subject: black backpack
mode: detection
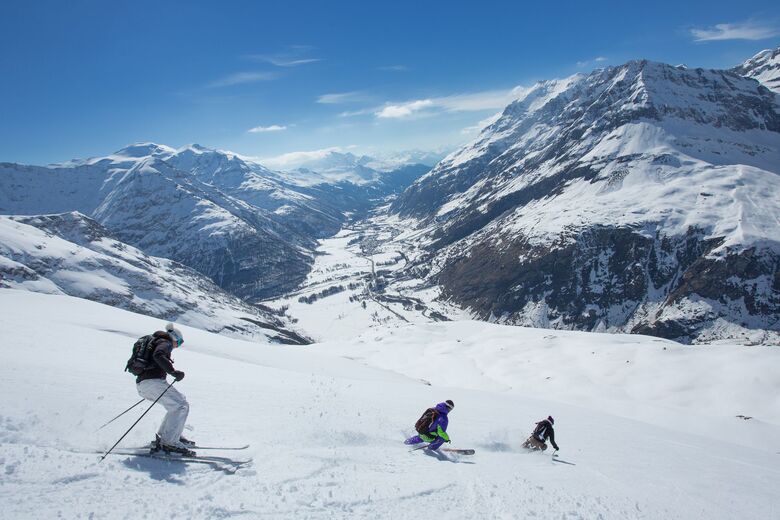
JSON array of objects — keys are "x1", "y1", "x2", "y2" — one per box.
[
  {"x1": 125, "y1": 335, "x2": 156, "y2": 375},
  {"x1": 415, "y1": 408, "x2": 438, "y2": 434}
]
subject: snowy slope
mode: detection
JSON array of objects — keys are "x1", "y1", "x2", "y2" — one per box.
[
  {"x1": 0, "y1": 213, "x2": 308, "y2": 344},
  {"x1": 735, "y1": 44, "x2": 780, "y2": 93},
  {"x1": 390, "y1": 59, "x2": 780, "y2": 344},
  {"x1": 0, "y1": 290, "x2": 778, "y2": 519}
]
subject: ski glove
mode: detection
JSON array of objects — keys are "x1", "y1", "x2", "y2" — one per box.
[{"x1": 172, "y1": 370, "x2": 185, "y2": 381}]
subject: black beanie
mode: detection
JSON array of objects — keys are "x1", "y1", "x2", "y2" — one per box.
[{"x1": 445, "y1": 400, "x2": 454, "y2": 410}]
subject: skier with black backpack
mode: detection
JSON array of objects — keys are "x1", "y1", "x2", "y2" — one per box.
[
  {"x1": 125, "y1": 323, "x2": 194, "y2": 456},
  {"x1": 404, "y1": 400, "x2": 454, "y2": 450},
  {"x1": 522, "y1": 415, "x2": 559, "y2": 452}
]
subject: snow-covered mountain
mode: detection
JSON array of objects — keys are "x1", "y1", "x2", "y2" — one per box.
[
  {"x1": 0, "y1": 212, "x2": 308, "y2": 343},
  {"x1": 390, "y1": 59, "x2": 780, "y2": 344},
  {"x1": 0, "y1": 149, "x2": 315, "y2": 301},
  {"x1": 0, "y1": 143, "x2": 431, "y2": 305},
  {"x1": 261, "y1": 150, "x2": 433, "y2": 212},
  {"x1": 734, "y1": 44, "x2": 780, "y2": 93},
  {"x1": 280, "y1": 151, "x2": 382, "y2": 186}
]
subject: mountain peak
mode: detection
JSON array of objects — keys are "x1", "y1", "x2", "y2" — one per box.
[
  {"x1": 178, "y1": 143, "x2": 211, "y2": 154},
  {"x1": 734, "y1": 44, "x2": 780, "y2": 93},
  {"x1": 114, "y1": 142, "x2": 175, "y2": 158}
]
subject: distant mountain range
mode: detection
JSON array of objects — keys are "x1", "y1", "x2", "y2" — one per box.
[
  {"x1": 0, "y1": 144, "x2": 431, "y2": 334},
  {"x1": 2, "y1": 46, "x2": 778, "y2": 345},
  {"x1": 390, "y1": 45, "x2": 780, "y2": 344}
]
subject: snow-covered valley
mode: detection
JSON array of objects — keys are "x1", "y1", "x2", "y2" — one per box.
[{"x1": 1, "y1": 289, "x2": 778, "y2": 519}]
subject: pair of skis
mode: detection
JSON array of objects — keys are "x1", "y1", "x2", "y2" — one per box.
[
  {"x1": 103, "y1": 444, "x2": 251, "y2": 474},
  {"x1": 410, "y1": 444, "x2": 475, "y2": 455}
]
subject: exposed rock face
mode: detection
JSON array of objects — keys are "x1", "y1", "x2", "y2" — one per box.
[{"x1": 391, "y1": 58, "x2": 780, "y2": 344}]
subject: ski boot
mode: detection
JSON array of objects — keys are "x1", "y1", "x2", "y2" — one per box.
[{"x1": 151, "y1": 434, "x2": 196, "y2": 457}]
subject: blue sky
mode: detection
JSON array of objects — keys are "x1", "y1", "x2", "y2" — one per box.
[{"x1": 1, "y1": 0, "x2": 778, "y2": 165}]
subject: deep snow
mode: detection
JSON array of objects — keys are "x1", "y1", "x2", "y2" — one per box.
[{"x1": 1, "y1": 289, "x2": 778, "y2": 519}]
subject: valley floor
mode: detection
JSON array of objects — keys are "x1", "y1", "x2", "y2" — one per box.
[
  {"x1": 264, "y1": 218, "x2": 467, "y2": 342},
  {"x1": 1, "y1": 290, "x2": 779, "y2": 519}
]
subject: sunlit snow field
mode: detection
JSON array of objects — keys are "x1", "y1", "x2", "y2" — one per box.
[{"x1": 1, "y1": 289, "x2": 778, "y2": 519}]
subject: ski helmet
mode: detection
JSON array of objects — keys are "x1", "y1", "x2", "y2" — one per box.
[
  {"x1": 445, "y1": 400, "x2": 455, "y2": 411},
  {"x1": 166, "y1": 323, "x2": 184, "y2": 347},
  {"x1": 547, "y1": 415, "x2": 554, "y2": 424}
]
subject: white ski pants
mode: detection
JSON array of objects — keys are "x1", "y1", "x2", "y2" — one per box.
[{"x1": 136, "y1": 378, "x2": 189, "y2": 445}]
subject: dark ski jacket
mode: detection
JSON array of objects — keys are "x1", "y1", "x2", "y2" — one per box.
[
  {"x1": 532, "y1": 419, "x2": 559, "y2": 450},
  {"x1": 136, "y1": 331, "x2": 177, "y2": 383}
]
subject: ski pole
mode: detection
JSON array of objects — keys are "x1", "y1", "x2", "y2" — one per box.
[
  {"x1": 99, "y1": 381, "x2": 175, "y2": 462},
  {"x1": 95, "y1": 398, "x2": 145, "y2": 432}
]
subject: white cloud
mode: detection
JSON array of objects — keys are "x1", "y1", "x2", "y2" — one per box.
[
  {"x1": 373, "y1": 86, "x2": 529, "y2": 119},
  {"x1": 248, "y1": 47, "x2": 321, "y2": 67},
  {"x1": 247, "y1": 124, "x2": 287, "y2": 133},
  {"x1": 377, "y1": 65, "x2": 408, "y2": 72},
  {"x1": 691, "y1": 21, "x2": 780, "y2": 42},
  {"x1": 338, "y1": 108, "x2": 373, "y2": 117},
  {"x1": 577, "y1": 56, "x2": 609, "y2": 68},
  {"x1": 376, "y1": 99, "x2": 435, "y2": 119},
  {"x1": 317, "y1": 91, "x2": 368, "y2": 104},
  {"x1": 259, "y1": 147, "x2": 344, "y2": 169},
  {"x1": 208, "y1": 72, "x2": 277, "y2": 88},
  {"x1": 261, "y1": 57, "x2": 321, "y2": 67}
]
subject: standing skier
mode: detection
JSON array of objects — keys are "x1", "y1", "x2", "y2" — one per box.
[
  {"x1": 135, "y1": 323, "x2": 193, "y2": 455},
  {"x1": 404, "y1": 400, "x2": 454, "y2": 450},
  {"x1": 522, "y1": 415, "x2": 559, "y2": 451}
]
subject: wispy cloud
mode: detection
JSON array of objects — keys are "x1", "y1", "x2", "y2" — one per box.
[
  {"x1": 577, "y1": 56, "x2": 608, "y2": 68},
  {"x1": 691, "y1": 20, "x2": 780, "y2": 41},
  {"x1": 372, "y1": 86, "x2": 529, "y2": 120},
  {"x1": 317, "y1": 91, "x2": 369, "y2": 104},
  {"x1": 248, "y1": 124, "x2": 287, "y2": 133},
  {"x1": 207, "y1": 71, "x2": 278, "y2": 88},
  {"x1": 248, "y1": 46, "x2": 321, "y2": 67},
  {"x1": 377, "y1": 65, "x2": 409, "y2": 72},
  {"x1": 376, "y1": 100, "x2": 435, "y2": 119},
  {"x1": 259, "y1": 57, "x2": 321, "y2": 67}
]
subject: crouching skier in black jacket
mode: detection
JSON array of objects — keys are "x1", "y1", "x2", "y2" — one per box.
[
  {"x1": 135, "y1": 323, "x2": 194, "y2": 455},
  {"x1": 522, "y1": 415, "x2": 560, "y2": 452}
]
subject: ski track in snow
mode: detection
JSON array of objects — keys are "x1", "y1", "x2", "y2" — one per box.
[{"x1": 0, "y1": 289, "x2": 779, "y2": 519}]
